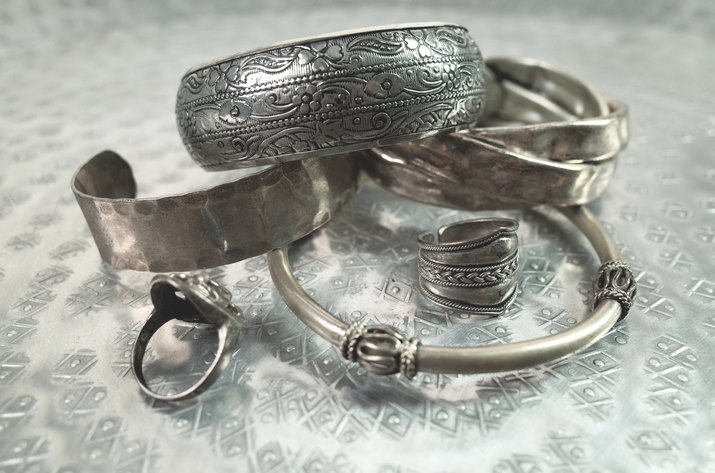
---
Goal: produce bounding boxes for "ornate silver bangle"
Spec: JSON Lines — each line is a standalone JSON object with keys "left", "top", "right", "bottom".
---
{"left": 361, "top": 57, "right": 629, "bottom": 210}
{"left": 267, "top": 206, "right": 636, "bottom": 378}
{"left": 176, "top": 23, "right": 485, "bottom": 170}
{"left": 71, "top": 150, "right": 358, "bottom": 271}
{"left": 417, "top": 218, "right": 519, "bottom": 313}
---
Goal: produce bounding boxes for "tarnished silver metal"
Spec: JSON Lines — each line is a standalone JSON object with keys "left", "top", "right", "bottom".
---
{"left": 482, "top": 57, "right": 609, "bottom": 126}
{"left": 71, "top": 150, "right": 358, "bottom": 271}
{"left": 2, "top": 3, "right": 711, "bottom": 470}
{"left": 399, "top": 337, "right": 421, "bottom": 380}
{"left": 353, "top": 324, "right": 409, "bottom": 376}
{"left": 176, "top": 23, "right": 485, "bottom": 170}
{"left": 0, "top": 0, "right": 715, "bottom": 473}
{"left": 338, "top": 320, "right": 367, "bottom": 361}
{"left": 132, "top": 273, "right": 244, "bottom": 401}
{"left": 362, "top": 57, "right": 629, "bottom": 210}
{"left": 338, "top": 321, "right": 420, "bottom": 379}
{"left": 418, "top": 218, "right": 519, "bottom": 313}
{"left": 594, "top": 261, "right": 637, "bottom": 318}
{"left": 267, "top": 206, "right": 631, "bottom": 376}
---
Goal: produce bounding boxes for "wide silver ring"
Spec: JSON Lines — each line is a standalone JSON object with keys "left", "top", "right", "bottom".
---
{"left": 176, "top": 23, "right": 485, "bottom": 170}
{"left": 418, "top": 218, "right": 519, "bottom": 313}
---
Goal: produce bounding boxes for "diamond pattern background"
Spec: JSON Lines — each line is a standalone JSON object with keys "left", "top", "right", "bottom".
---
{"left": 0, "top": 1, "right": 713, "bottom": 471}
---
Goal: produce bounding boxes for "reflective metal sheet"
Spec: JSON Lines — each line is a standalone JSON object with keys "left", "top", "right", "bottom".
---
{"left": 0, "top": 1, "right": 713, "bottom": 472}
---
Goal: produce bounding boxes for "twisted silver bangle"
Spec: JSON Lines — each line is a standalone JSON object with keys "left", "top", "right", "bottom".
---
{"left": 361, "top": 57, "right": 629, "bottom": 210}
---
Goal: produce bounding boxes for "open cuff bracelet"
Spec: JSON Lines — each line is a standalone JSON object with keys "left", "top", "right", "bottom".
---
{"left": 72, "top": 150, "right": 358, "bottom": 271}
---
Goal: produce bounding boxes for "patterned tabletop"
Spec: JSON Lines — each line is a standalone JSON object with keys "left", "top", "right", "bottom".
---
{"left": 0, "top": 1, "right": 713, "bottom": 472}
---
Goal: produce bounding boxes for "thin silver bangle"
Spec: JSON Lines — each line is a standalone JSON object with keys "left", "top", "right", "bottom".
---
{"left": 267, "top": 206, "right": 636, "bottom": 378}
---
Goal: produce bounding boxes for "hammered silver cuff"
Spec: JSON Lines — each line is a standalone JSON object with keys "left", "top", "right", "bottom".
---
{"left": 176, "top": 23, "right": 485, "bottom": 170}
{"left": 71, "top": 151, "right": 358, "bottom": 271}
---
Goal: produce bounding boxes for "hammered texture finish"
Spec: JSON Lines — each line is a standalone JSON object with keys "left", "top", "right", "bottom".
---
{"left": 72, "top": 151, "right": 358, "bottom": 271}
{"left": 0, "top": 1, "right": 713, "bottom": 472}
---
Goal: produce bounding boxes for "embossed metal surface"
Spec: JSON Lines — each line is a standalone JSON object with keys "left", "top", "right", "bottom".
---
{"left": 176, "top": 23, "right": 484, "bottom": 169}
{"left": 0, "top": 1, "right": 713, "bottom": 472}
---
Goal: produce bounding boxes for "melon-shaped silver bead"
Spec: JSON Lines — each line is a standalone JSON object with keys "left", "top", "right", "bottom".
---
{"left": 354, "top": 324, "right": 407, "bottom": 375}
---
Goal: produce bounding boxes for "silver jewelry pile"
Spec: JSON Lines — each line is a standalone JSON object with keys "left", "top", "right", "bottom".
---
{"left": 71, "top": 22, "right": 636, "bottom": 399}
